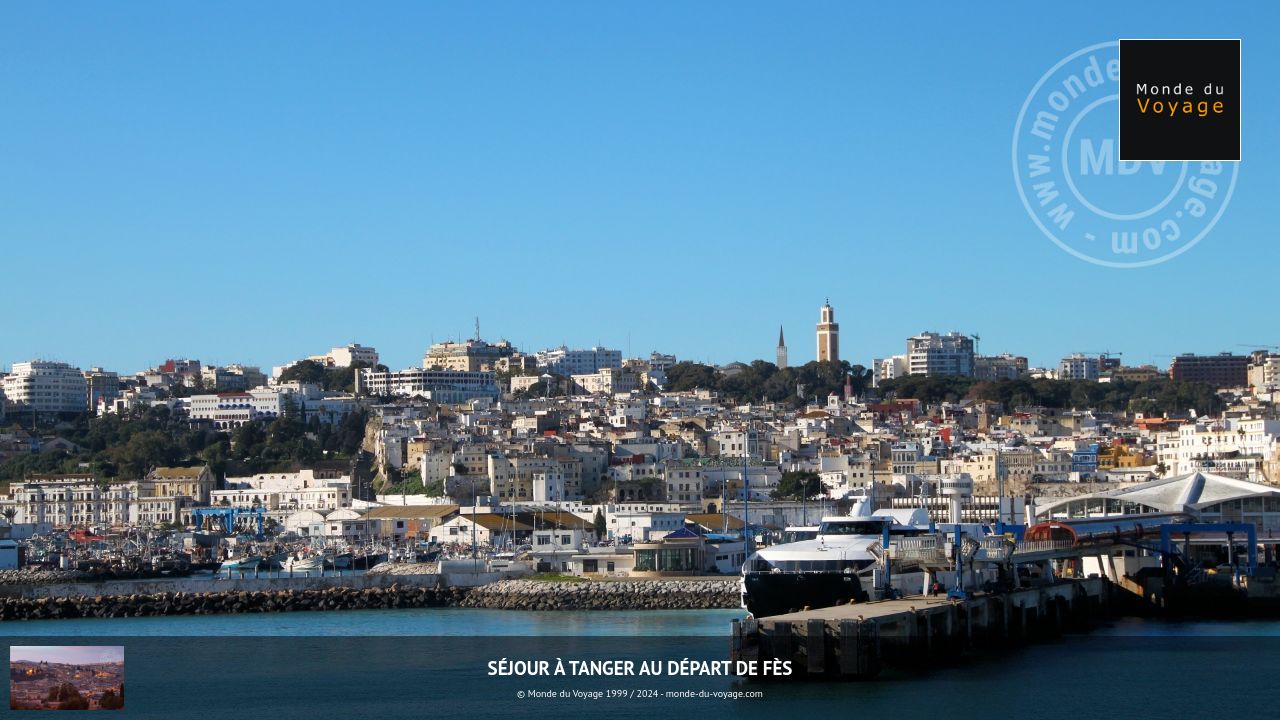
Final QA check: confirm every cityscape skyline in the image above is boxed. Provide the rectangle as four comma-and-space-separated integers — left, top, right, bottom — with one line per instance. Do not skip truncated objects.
4, 303, 1276, 377
4, 3, 1277, 373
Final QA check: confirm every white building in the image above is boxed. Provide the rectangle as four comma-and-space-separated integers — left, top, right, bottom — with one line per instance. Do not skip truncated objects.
0, 474, 195, 527
354, 368, 498, 403
187, 385, 355, 429
1164, 418, 1280, 480
221, 470, 353, 512
534, 346, 622, 376
873, 355, 909, 385
186, 388, 290, 429
3, 360, 88, 413
324, 344, 379, 368
906, 332, 974, 377
571, 368, 638, 395
1058, 353, 1101, 381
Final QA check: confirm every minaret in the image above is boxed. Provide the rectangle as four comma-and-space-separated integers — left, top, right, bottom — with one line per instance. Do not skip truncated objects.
816, 299, 840, 363
776, 326, 788, 370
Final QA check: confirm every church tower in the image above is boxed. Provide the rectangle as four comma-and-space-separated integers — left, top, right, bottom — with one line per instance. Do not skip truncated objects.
816, 299, 840, 363
776, 326, 788, 370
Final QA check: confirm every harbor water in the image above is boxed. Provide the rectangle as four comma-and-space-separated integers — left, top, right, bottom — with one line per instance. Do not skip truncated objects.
3, 608, 1278, 718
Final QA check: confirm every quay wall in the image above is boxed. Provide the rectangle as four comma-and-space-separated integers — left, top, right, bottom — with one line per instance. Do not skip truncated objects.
732, 578, 1113, 678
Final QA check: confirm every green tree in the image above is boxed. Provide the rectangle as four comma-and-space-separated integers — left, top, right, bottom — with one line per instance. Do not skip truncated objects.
771, 471, 825, 500
593, 508, 607, 537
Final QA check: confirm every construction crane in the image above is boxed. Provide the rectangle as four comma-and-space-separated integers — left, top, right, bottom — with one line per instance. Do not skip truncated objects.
1237, 344, 1280, 351
970, 333, 981, 356
1073, 350, 1123, 360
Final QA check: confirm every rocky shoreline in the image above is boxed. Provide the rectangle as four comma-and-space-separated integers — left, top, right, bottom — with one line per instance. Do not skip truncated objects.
0, 578, 741, 620
0, 569, 89, 586
459, 579, 740, 611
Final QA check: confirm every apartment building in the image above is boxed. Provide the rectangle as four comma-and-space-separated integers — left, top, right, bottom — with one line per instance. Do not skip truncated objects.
3, 361, 88, 413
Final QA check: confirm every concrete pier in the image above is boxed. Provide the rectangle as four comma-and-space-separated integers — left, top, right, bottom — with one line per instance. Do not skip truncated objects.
731, 578, 1111, 678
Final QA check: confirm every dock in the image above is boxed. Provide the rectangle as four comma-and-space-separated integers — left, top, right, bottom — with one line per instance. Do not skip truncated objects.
731, 577, 1111, 678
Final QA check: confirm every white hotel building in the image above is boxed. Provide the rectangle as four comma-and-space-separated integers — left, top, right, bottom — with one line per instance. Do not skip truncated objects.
3, 360, 89, 413
354, 368, 499, 403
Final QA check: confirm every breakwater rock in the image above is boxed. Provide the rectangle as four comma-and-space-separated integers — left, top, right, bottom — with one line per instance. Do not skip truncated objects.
0, 569, 86, 585
0, 584, 468, 621
0, 577, 741, 620
458, 579, 740, 611
367, 562, 438, 576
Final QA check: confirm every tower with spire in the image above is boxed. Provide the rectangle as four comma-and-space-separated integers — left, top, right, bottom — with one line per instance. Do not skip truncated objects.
816, 299, 840, 363
776, 326, 788, 370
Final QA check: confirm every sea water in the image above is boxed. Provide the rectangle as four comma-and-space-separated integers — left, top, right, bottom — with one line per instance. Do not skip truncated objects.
2, 609, 1276, 719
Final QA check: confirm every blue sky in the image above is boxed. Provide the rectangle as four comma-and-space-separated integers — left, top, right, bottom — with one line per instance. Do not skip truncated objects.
1, 2, 1275, 373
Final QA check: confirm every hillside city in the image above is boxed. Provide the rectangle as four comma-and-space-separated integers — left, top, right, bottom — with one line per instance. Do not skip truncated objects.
2, 301, 1279, 575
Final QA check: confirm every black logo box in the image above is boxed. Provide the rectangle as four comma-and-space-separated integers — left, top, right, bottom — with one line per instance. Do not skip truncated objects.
1119, 39, 1240, 161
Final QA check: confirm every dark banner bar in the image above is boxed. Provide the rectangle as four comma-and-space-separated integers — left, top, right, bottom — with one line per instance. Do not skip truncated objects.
3, 635, 1278, 718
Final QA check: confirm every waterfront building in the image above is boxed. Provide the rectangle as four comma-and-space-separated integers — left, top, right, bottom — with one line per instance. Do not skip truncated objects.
365, 504, 460, 542
3, 360, 89, 414
816, 301, 839, 363
1034, 470, 1280, 534
144, 466, 216, 504
0, 473, 198, 527
428, 513, 534, 547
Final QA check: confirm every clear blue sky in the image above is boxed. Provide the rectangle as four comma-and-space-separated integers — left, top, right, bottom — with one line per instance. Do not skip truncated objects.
2, 2, 1275, 373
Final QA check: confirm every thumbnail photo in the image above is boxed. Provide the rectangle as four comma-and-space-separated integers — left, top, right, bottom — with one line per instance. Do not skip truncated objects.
9, 646, 124, 711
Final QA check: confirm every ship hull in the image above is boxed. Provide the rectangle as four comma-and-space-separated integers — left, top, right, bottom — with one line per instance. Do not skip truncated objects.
741, 572, 869, 618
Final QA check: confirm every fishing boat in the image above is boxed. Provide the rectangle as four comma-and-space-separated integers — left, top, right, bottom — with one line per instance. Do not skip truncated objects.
349, 550, 387, 570
279, 553, 325, 573
219, 555, 262, 574
325, 551, 352, 570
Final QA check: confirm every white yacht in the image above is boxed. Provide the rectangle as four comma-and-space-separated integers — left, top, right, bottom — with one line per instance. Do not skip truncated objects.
740, 501, 933, 617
